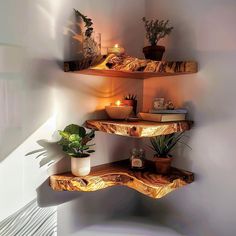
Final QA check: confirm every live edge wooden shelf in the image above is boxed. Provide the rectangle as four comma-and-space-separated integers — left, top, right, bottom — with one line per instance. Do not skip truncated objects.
85, 119, 192, 138
50, 160, 194, 199
72, 67, 196, 79
64, 58, 198, 79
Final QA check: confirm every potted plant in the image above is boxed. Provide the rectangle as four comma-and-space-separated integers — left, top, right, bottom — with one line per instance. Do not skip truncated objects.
58, 124, 95, 176
149, 132, 189, 174
123, 94, 137, 115
142, 17, 173, 60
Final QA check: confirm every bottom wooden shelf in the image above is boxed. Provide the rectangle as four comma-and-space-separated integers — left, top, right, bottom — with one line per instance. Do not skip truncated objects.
50, 160, 194, 199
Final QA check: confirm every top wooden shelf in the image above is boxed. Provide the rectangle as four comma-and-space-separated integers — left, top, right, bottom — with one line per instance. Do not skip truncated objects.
64, 55, 198, 79
71, 68, 197, 79
85, 119, 192, 138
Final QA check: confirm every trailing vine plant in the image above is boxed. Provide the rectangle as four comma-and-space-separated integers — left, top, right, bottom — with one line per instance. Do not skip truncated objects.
74, 9, 93, 38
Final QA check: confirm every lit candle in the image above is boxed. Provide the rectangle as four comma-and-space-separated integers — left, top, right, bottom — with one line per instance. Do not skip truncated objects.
115, 100, 122, 106
107, 44, 125, 55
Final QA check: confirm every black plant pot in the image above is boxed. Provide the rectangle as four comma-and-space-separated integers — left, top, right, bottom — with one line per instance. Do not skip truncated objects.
143, 45, 165, 61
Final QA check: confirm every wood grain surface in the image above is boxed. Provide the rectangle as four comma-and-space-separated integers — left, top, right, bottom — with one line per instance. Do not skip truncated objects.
85, 119, 192, 138
50, 160, 194, 199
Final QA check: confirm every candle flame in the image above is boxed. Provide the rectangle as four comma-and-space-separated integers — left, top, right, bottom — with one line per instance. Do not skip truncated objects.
115, 100, 121, 106
114, 44, 119, 48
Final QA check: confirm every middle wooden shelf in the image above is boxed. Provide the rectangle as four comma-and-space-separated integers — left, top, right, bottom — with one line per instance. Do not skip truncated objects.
85, 119, 192, 138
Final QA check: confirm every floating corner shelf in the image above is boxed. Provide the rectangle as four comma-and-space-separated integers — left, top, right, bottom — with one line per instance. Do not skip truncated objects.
85, 119, 193, 138
64, 55, 198, 79
49, 160, 194, 199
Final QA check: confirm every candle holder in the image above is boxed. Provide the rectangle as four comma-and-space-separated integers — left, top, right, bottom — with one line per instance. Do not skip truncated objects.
107, 44, 125, 55
105, 100, 132, 120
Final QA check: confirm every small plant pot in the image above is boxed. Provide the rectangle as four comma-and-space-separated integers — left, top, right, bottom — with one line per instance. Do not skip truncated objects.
143, 45, 165, 61
123, 100, 137, 115
154, 156, 172, 174
71, 156, 91, 176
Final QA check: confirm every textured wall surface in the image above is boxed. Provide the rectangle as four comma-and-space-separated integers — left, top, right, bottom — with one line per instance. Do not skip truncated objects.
0, 199, 56, 236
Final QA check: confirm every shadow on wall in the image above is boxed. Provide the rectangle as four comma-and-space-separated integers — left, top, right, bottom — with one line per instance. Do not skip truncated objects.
26, 139, 65, 169
57, 187, 138, 234
135, 194, 220, 236
63, 10, 83, 61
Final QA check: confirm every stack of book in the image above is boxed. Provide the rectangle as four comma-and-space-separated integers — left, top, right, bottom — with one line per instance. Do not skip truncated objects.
138, 109, 188, 122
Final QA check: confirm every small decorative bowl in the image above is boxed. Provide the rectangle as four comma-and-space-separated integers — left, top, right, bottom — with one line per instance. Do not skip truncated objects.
105, 105, 133, 120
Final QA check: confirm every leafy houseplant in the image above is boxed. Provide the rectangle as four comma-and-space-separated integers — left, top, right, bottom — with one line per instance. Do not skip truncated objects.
149, 132, 188, 174
58, 124, 95, 176
142, 17, 173, 60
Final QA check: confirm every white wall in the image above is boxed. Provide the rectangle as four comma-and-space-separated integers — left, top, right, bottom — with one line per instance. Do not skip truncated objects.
0, 0, 146, 234
142, 1, 236, 236
1, 0, 236, 235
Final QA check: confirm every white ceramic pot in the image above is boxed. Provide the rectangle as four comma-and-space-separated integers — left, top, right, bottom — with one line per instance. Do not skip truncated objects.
71, 157, 91, 176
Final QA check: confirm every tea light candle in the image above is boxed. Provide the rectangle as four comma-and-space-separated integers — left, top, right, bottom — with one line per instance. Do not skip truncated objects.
105, 100, 132, 120
107, 44, 125, 55
115, 100, 122, 106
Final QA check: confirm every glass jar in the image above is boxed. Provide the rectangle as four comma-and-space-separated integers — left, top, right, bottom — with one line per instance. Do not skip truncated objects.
83, 32, 101, 58
130, 148, 146, 170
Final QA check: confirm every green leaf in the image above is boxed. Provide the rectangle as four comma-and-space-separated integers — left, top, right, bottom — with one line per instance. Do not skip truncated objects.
69, 134, 82, 142
69, 141, 81, 149
149, 132, 189, 157
58, 131, 70, 140
64, 124, 86, 137
87, 150, 95, 153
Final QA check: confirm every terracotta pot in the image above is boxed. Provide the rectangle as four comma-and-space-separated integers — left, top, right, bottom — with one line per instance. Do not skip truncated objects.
154, 156, 172, 174
143, 45, 165, 61
71, 156, 91, 176
123, 100, 137, 115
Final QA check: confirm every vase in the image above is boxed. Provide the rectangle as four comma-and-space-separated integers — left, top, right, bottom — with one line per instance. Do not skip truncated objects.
71, 156, 91, 176
83, 32, 101, 58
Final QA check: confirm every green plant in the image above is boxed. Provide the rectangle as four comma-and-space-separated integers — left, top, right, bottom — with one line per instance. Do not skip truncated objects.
149, 132, 190, 158
74, 9, 93, 38
58, 124, 95, 158
124, 94, 137, 100
142, 17, 173, 46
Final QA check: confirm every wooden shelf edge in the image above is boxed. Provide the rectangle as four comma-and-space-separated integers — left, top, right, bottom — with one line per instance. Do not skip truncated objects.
73, 68, 197, 79
49, 160, 194, 199
64, 59, 198, 79
85, 119, 193, 138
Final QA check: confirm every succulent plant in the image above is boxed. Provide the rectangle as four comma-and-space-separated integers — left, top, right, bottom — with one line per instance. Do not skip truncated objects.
149, 132, 190, 158
124, 94, 137, 100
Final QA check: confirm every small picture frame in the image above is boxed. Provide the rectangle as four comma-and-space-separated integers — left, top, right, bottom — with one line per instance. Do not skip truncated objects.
153, 98, 165, 110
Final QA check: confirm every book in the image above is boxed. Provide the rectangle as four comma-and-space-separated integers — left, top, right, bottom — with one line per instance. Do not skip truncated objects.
138, 112, 186, 122
149, 109, 188, 114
